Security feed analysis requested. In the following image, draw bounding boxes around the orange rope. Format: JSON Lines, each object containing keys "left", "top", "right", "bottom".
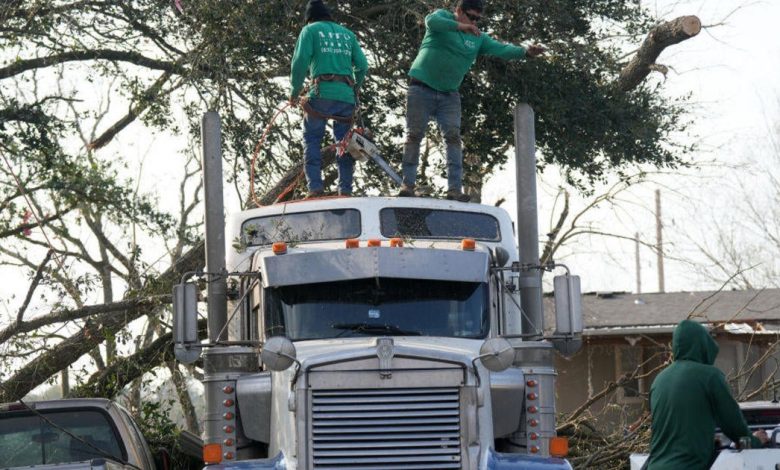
{"left": 250, "top": 99, "right": 357, "bottom": 206}
{"left": 249, "top": 101, "right": 293, "bottom": 207}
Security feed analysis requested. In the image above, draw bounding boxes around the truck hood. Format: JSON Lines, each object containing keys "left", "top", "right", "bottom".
{"left": 261, "top": 246, "right": 489, "bottom": 287}
{"left": 293, "top": 336, "right": 484, "bottom": 367}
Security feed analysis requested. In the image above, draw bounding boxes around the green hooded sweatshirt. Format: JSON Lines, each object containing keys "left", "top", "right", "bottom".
{"left": 647, "top": 320, "right": 758, "bottom": 469}
{"left": 290, "top": 21, "right": 368, "bottom": 105}
{"left": 408, "top": 9, "right": 526, "bottom": 93}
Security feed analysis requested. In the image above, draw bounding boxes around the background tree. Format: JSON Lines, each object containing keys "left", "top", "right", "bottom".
{"left": 1, "top": 0, "right": 703, "bottom": 452}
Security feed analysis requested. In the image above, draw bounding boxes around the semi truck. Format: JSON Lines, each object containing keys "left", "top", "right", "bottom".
{"left": 173, "top": 104, "right": 583, "bottom": 469}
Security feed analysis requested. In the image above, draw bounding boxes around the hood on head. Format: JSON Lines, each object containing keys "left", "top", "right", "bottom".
{"left": 672, "top": 319, "right": 718, "bottom": 365}
{"left": 305, "top": 0, "right": 332, "bottom": 23}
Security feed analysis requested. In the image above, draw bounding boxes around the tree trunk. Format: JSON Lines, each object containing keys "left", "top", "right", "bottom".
{"left": 168, "top": 361, "right": 200, "bottom": 434}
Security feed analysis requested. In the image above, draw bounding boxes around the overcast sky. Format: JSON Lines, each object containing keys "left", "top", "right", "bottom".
{"left": 484, "top": 0, "right": 780, "bottom": 294}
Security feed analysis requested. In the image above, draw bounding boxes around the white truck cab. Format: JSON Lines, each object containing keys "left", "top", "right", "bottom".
{"left": 173, "top": 107, "right": 582, "bottom": 470}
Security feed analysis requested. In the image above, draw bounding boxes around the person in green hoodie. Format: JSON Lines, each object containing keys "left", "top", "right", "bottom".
{"left": 399, "top": 0, "right": 544, "bottom": 202}
{"left": 290, "top": 0, "right": 368, "bottom": 198}
{"left": 646, "top": 320, "right": 768, "bottom": 469}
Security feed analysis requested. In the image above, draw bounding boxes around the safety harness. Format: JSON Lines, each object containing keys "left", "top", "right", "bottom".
{"left": 300, "top": 74, "right": 357, "bottom": 123}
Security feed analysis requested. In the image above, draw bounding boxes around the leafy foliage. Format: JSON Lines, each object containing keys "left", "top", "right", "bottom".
{"left": 137, "top": 400, "right": 202, "bottom": 469}
{"left": 2, "top": 0, "right": 692, "bottom": 204}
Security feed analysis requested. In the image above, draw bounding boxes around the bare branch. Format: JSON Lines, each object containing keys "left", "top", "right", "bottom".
{"left": 0, "top": 50, "right": 186, "bottom": 80}
{"left": 15, "top": 250, "right": 53, "bottom": 324}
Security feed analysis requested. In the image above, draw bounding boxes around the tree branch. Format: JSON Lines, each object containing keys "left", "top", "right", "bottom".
{"left": 0, "top": 294, "right": 171, "bottom": 345}
{"left": 0, "top": 49, "right": 186, "bottom": 80}
{"left": 0, "top": 241, "right": 203, "bottom": 402}
{"left": 88, "top": 72, "right": 172, "bottom": 149}
{"left": 15, "top": 250, "right": 53, "bottom": 324}
{"left": 0, "top": 208, "right": 75, "bottom": 239}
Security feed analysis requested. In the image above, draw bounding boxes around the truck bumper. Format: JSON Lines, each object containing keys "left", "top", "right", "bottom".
{"left": 486, "top": 449, "right": 573, "bottom": 470}
{"left": 205, "top": 452, "right": 286, "bottom": 469}
{"left": 204, "top": 450, "right": 572, "bottom": 470}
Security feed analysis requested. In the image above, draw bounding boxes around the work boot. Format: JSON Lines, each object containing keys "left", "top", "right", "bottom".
{"left": 305, "top": 189, "right": 324, "bottom": 199}
{"left": 446, "top": 189, "right": 471, "bottom": 202}
{"left": 397, "top": 184, "right": 416, "bottom": 197}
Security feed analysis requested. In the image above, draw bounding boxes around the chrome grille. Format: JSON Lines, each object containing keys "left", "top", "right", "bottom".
{"left": 311, "top": 387, "right": 462, "bottom": 469}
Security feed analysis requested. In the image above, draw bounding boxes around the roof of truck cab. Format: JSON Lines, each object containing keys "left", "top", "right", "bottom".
{"left": 232, "top": 196, "right": 514, "bottom": 220}
{"left": 226, "top": 196, "right": 518, "bottom": 272}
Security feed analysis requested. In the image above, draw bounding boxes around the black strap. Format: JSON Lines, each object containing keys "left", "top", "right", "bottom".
{"left": 301, "top": 99, "right": 353, "bottom": 123}
{"left": 315, "top": 74, "right": 355, "bottom": 88}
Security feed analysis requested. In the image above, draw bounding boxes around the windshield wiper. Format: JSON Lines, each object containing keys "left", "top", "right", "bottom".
{"left": 331, "top": 322, "right": 422, "bottom": 336}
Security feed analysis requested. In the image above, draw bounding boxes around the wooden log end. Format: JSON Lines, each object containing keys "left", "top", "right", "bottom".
{"left": 681, "top": 15, "right": 701, "bottom": 36}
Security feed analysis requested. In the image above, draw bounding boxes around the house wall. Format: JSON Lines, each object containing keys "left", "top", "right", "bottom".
{"left": 554, "top": 333, "right": 780, "bottom": 431}
{"left": 554, "top": 338, "right": 656, "bottom": 431}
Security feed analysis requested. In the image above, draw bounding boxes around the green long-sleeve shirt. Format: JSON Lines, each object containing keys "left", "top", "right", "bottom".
{"left": 408, "top": 9, "right": 527, "bottom": 93}
{"left": 647, "top": 320, "right": 760, "bottom": 469}
{"left": 290, "top": 21, "right": 368, "bottom": 104}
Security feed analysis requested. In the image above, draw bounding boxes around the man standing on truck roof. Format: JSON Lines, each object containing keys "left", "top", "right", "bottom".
{"left": 399, "top": 0, "right": 545, "bottom": 202}
{"left": 290, "top": 0, "right": 368, "bottom": 198}
{"left": 646, "top": 319, "right": 768, "bottom": 469}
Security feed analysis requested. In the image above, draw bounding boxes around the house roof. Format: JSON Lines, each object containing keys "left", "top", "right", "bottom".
{"left": 542, "top": 288, "right": 780, "bottom": 332}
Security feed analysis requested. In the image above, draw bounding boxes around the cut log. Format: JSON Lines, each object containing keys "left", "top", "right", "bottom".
{"left": 617, "top": 15, "right": 701, "bottom": 92}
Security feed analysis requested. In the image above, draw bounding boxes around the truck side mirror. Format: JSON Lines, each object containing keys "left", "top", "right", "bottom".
{"left": 493, "top": 247, "right": 510, "bottom": 267}
{"left": 261, "top": 336, "right": 297, "bottom": 371}
{"left": 173, "top": 282, "right": 201, "bottom": 364}
{"left": 479, "top": 338, "right": 515, "bottom": 372}
{"left": 552, "top": 274, "right": 583, "bottom": 356}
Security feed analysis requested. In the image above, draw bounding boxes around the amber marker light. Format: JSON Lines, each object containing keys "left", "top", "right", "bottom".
{"left": 461, "top": 238, "right": 476, "bottom": 251}
{"left": 272, "top": 242, "right": 287, "bottom": 255}
{"left": 550, "top": 436, "right": 569, "bottom": 458}
{"left": 367, "top": 239, "right": 381, "bottom": 247}
{"left": 346, "top": 238, "right": 360, "bottom": 249}
{"left": 203, "top": 443, "right": 223, "bottom": 464}
{"left": 389, "top": 238, "right": 404, "bottom": 247}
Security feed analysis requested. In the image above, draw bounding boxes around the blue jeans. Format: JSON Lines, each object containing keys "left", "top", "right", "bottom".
{"left": 402, "top": 83, "right": 462, "bottom": 191}
{"left": 303, "top": 98, "right": 355, "bottom": 194}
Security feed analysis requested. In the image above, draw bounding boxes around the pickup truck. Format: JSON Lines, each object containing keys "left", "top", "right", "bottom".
{"left": 630, "top": 400, "right": 780, "bottom": 470}
{"left": 0, "top": 398, "right": 157, "bottom": 470}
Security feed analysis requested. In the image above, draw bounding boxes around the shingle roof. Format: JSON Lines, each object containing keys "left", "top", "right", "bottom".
{"left": 542, "top": 289, "right": 780, "bottom": 330}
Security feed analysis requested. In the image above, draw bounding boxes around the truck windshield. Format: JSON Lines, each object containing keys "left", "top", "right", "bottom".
{"left": 265, "top": 278, "right": 489, "bottom": 340}
{"left": 380, "top": 207, "right": 500, "bottom": 241}
{"left": 0, "top": 408, "right": 125, "bottom": 467}
{"left": 242, "top": 209, "right": 361, "bottom": 246}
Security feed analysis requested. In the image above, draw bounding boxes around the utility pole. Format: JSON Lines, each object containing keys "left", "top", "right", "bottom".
{"left": 635, "top": 232, "right": 641, "bottom": 294}
{"left": 655, "top": 189, "right": 665, "bottom": 293}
